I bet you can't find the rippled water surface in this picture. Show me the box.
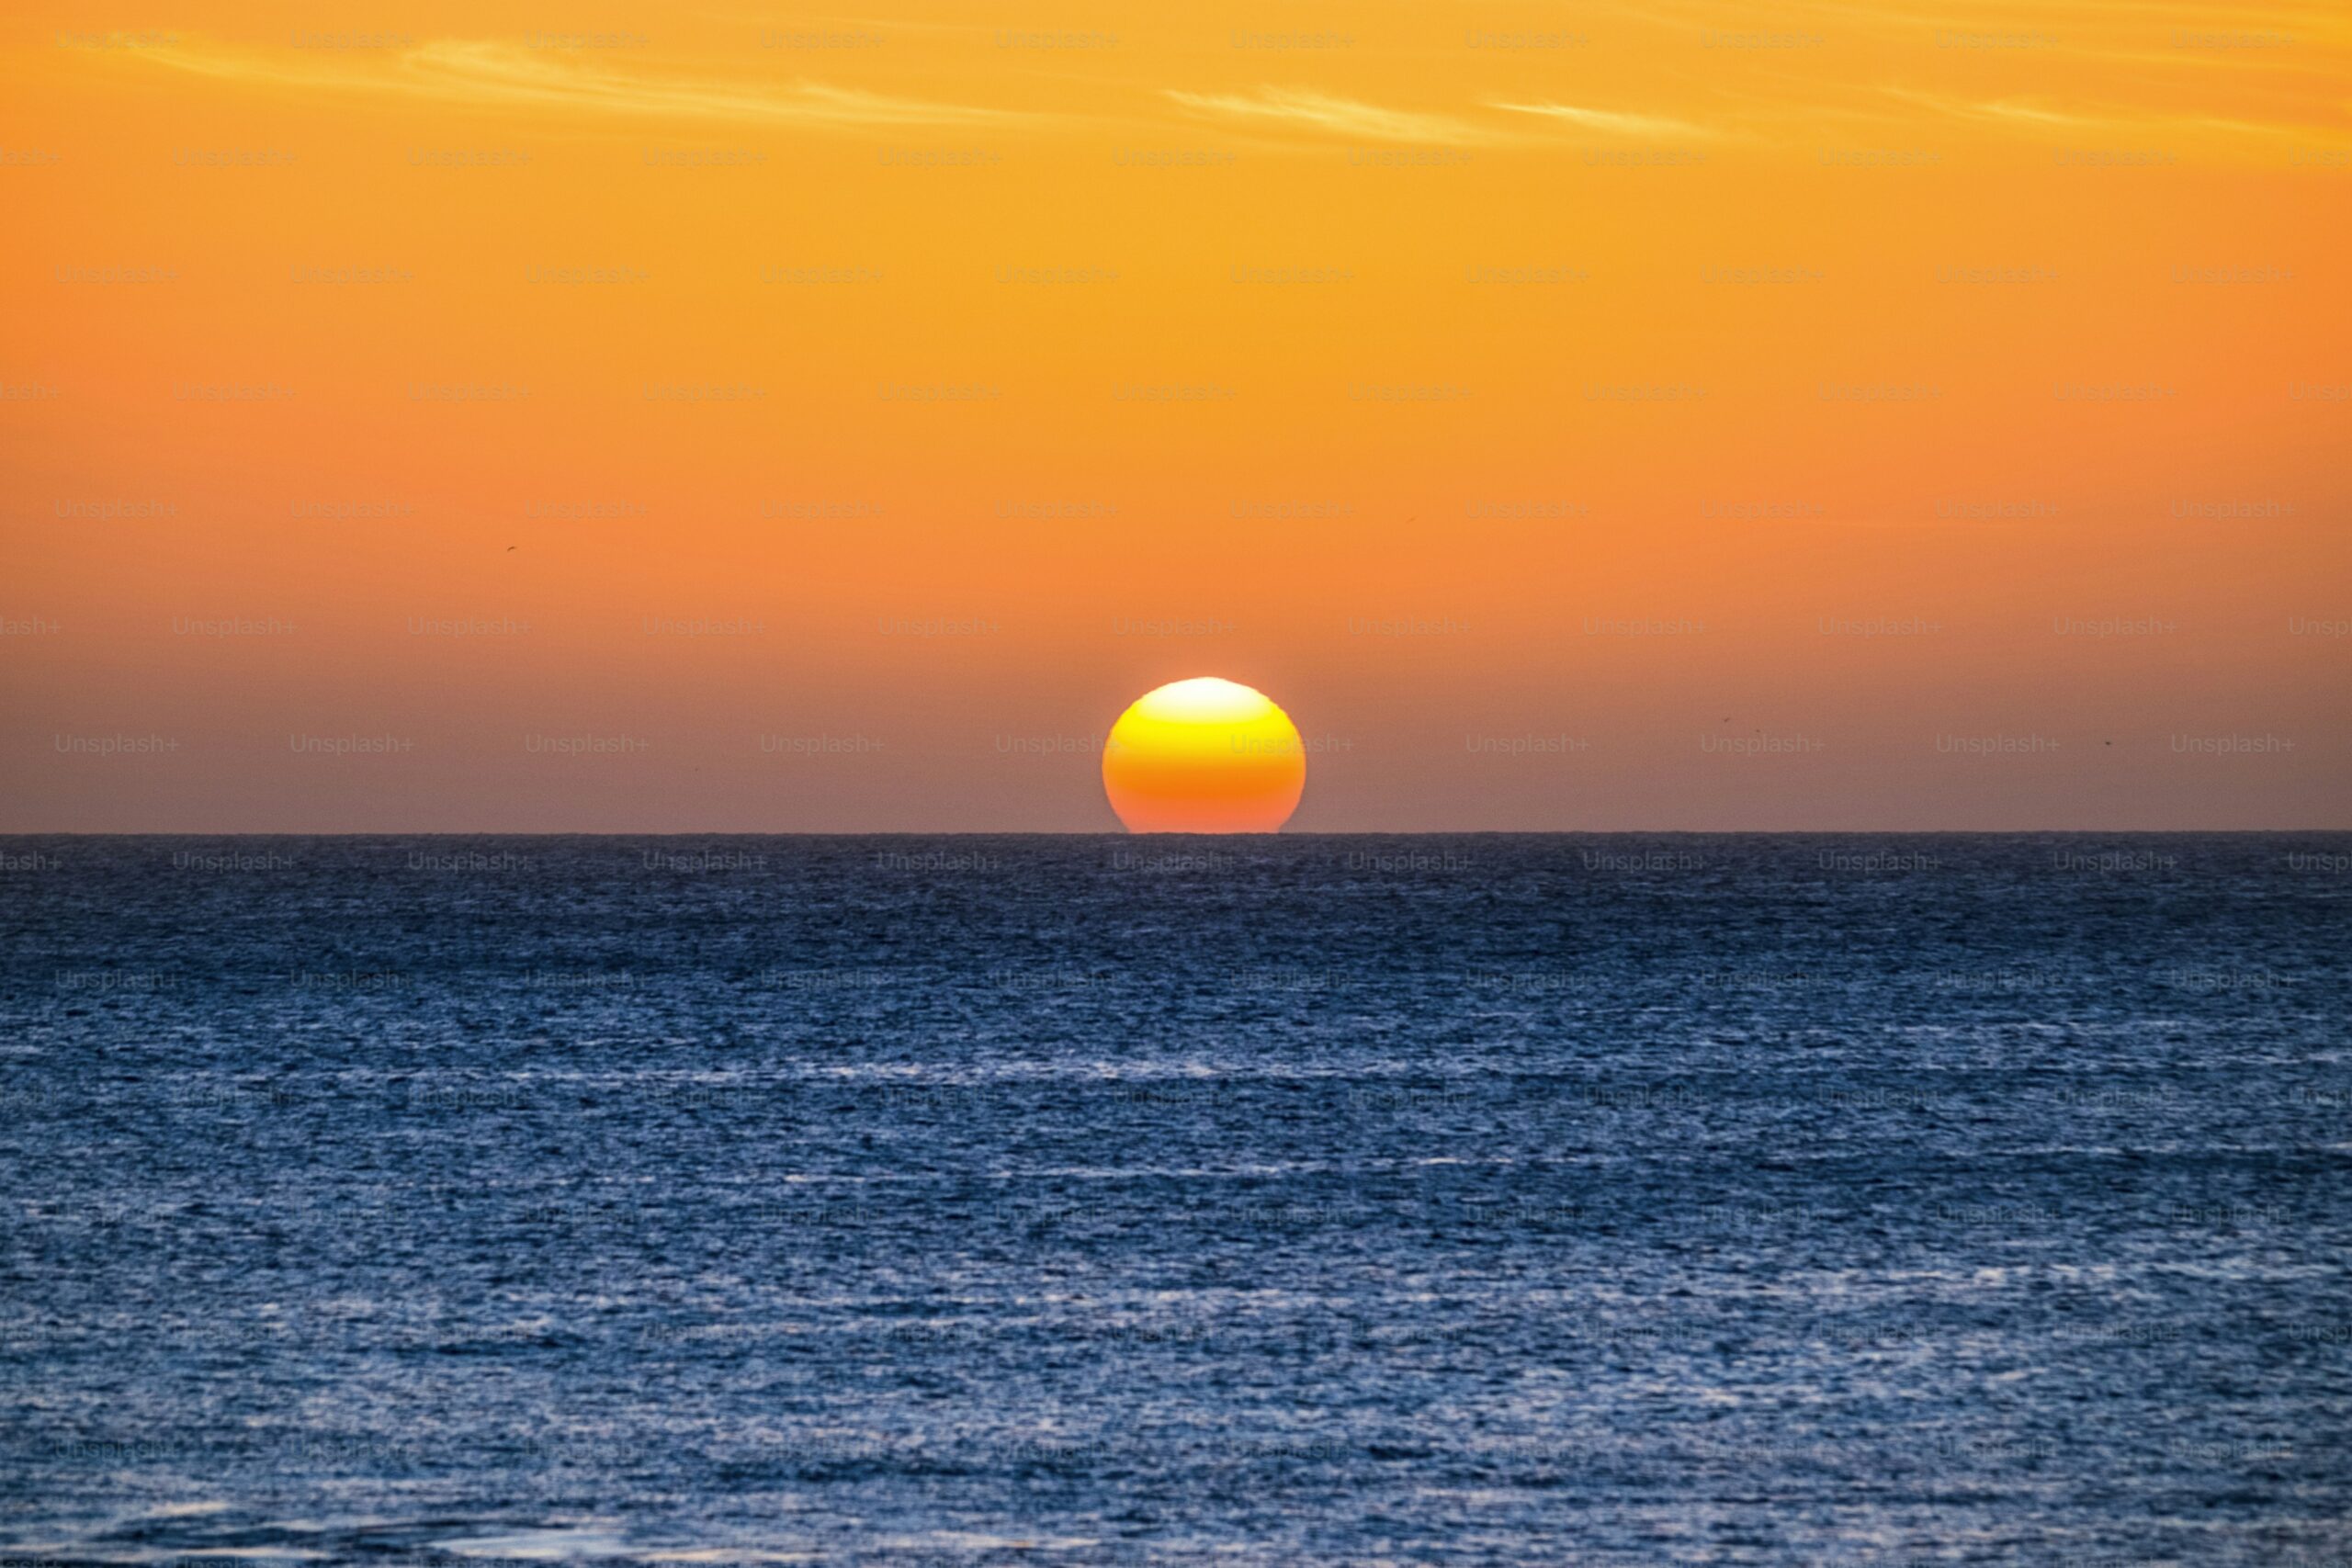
[3,834,2347,1564]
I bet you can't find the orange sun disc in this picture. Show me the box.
[1101,677,1306,833]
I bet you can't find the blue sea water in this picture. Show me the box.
[2,833,2347,1566]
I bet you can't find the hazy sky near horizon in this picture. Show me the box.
[2,0,2346,829]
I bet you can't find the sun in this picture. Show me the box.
[1102,677,1306,833]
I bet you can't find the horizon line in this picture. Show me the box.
[4,829,2346,839]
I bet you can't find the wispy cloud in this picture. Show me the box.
[1488,102,1713,139]
[1961,97,2096,128]
[1163,86,1499,145]
[137,39,1024,130]
[1880,85,2323,141]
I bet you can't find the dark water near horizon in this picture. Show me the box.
[3,833,2348,1565]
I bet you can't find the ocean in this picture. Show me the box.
[3,833,2346,1564]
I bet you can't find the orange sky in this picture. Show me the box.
[2,0,2346,829]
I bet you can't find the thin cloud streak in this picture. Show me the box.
[1882,84,2341,142]
[1163,86,1504,145]
[138,39,1029,130]
[1488,102,1715,138]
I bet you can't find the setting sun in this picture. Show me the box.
[1102,678,1306,833]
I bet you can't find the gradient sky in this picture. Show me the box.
[3,0,2346,829]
